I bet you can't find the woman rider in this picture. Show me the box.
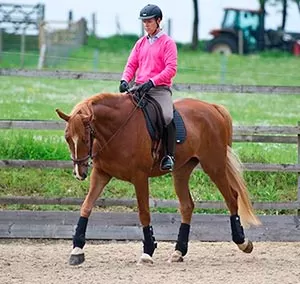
[119,3,178,171]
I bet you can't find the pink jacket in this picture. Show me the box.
[121,33,177,87]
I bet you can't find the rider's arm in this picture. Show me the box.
[121,41,140,83]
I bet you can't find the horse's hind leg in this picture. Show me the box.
[200,153,254,254]
[69,168,111,265]
[132,172,157,265]
[169,159,198,262]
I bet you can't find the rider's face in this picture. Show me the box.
[142,18,161,36]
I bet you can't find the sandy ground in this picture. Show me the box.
[0,240,300,284]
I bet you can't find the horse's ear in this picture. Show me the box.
[56,109,70,122]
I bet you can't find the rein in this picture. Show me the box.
[94,89,147,153]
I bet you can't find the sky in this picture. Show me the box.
[1,0,299,43]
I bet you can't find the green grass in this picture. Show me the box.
[1,35,299,85]
[0,35,299,212]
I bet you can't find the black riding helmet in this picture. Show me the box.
[139,4,163,20]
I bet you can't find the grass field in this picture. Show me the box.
[0,35,299,212]
[1,35,300,86]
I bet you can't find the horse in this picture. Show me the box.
[56,91,261,266]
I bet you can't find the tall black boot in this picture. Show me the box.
[160,120,176,171]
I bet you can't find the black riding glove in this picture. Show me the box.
[119,80,129,92]
[136,80,154,95]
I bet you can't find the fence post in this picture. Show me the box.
[93,49,99,71]
[297,121,300,216]
[220,51,228,84]
[167,18,172,37]
[141,21,144,37]
[68,10,73,29]
[0,28,2,62]
[91,13,96,36]
[37,44,46,69]
[20,28,26,68]
[238,29,244,55]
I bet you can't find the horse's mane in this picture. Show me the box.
[68,93,123,137]
[70,93,122,116]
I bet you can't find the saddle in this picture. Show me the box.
[131,92,186,158]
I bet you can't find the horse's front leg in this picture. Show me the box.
[133,174,157,265]
[169,161,197,262]
[69,168,111,265]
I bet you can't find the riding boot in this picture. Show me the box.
[160,120,176,171]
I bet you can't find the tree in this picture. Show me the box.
[281,0,288,30]
[266,0,288,30]
[191,0,199,50]
[258,0,266,50]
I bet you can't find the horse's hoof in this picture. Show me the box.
[137,253,154,265]
[69,247,85,265]
[237,239,253,254]
[168,250,184,263]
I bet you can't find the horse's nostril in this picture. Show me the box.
[82,173,87,179]
[73,170,76,176]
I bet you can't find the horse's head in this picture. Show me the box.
[56,108,95,181]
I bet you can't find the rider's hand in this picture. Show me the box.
[136,80,154,95]
[119,80,129,92]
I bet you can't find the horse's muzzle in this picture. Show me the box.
[73,169,88,181]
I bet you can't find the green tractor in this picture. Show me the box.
[207,8,296,54]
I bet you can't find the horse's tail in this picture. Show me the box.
[226,146,261,228]
[213,103,260,227]
[213,104,233,146]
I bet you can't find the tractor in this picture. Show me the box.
[206,8,297,54]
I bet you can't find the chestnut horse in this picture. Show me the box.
[56,92,260,266]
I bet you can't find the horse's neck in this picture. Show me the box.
[93,94,131,119]
[92,94,136,138]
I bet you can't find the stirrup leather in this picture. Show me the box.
[160,155,175,171]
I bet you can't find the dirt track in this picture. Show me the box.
[0,240,299,284]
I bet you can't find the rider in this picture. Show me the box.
[119,3,178,171]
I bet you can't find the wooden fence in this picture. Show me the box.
[1,69,300,241]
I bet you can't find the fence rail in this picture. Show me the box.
[0,196,300,210]
[1,210,299,241]
[1,120,299,143]
[1,160,300,173]
[1,68,300,94]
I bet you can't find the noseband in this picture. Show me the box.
[71,123,96,167]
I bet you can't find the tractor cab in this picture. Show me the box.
[208,8,263,54]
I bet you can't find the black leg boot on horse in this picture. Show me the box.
[69,216,88,265]
[169,223,190,262]
[160,120,176,171]
[138,225,157,264]
[230,214,253,253]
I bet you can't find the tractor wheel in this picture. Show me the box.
[207,35,238,55]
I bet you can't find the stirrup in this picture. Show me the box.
[160,155,175,171]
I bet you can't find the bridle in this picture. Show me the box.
[70,88,146,168]
[70,122,96,167]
